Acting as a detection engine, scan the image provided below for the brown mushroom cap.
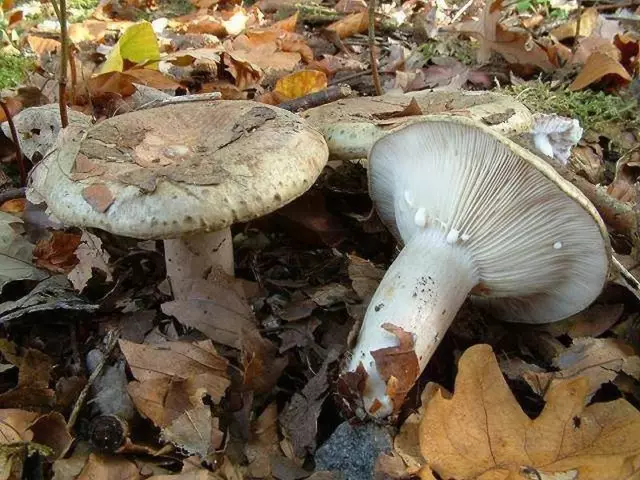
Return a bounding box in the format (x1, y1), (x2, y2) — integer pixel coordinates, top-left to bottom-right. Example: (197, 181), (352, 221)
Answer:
(29, 100), (329, 239)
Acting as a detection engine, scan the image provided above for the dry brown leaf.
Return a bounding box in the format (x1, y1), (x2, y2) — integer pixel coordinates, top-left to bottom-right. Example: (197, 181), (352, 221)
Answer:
(33, 231), (81, 274)
(26, 35), (61, 64)
(161, 269), (257, 349)
(222, 51), (263, 90)
(82, 183), (115, 213)
(0, 347), (55, 410)
(274, 70), (327, 100)
(245, 402), (280, 477)
(0, 96), (22, 123)
(119, 339), (230, 401)
(77, 453), (141, 480)
(419, 344), (640, 480)
(453, 0), (554, 71)
(85, 72), (139, 100)
(279, 39), (314, 64)
(68, 231), (112, 291)
(569, 51), (632, 91)
(0, 199), (26, 214)
(326, 12), (368, 39)
(124, 68), (181, 90)
(347, 254), (384, 302)
(28, 412), (73, 459)
(270, 12), (298, 32)
(370, 324), (419, 414)
(161, 400), (220, 458)
(241, 329), (288, 394)
(551, 7), (600, 41)
(0, 410), (38, 443)
(615, 33), (640, 76)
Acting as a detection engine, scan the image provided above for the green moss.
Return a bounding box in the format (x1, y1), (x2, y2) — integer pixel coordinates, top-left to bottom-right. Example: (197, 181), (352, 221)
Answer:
(0, 54), (34, 89)
(503, 81), (639, 137)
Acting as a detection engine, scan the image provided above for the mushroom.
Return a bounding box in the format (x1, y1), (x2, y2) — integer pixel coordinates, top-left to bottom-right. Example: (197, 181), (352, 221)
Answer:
(346, 115), (610, 418)
(531, 113), (583, 164)
(27, 100), (328, 299)
(301, 90), (534, 161)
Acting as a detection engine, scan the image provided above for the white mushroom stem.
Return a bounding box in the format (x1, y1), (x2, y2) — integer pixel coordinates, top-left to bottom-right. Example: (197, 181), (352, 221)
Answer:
(347, 228), (479, 417)
(164, 228), (234, 300)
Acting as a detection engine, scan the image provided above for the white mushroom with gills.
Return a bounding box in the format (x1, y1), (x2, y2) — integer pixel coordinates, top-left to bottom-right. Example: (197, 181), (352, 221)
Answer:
(345, 115), (611, 418)
(27, 100), (328, 299)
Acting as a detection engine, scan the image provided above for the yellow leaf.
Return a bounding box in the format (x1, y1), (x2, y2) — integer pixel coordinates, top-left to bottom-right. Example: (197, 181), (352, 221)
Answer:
(100, 21), (160, 74)
(419, 344), (640, 480)
(274, 70), (327, 100)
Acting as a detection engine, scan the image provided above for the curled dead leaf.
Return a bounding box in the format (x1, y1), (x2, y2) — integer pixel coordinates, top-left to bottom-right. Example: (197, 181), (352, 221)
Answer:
(569, 51), (632, 91)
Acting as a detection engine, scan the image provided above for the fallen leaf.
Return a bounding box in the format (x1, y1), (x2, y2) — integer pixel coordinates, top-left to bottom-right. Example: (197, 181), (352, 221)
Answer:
(245, 402), (280, 477)
(370, 324), (419, 414)
(325, 12), (368, 40)
(241, 329), (288, 394)
(68, 231), (113, 291)
(29, 412), (73, 459)
(539, 303), (623, 338)
(569, 51), (632, 91)
(123, 68), (181, 90)
(0, 199), (26, 214)
(419, 344), (640, 480)
(100, 21), (160, 73)
(161, 268), (257, 349)
(26, 36), (61, 64)
(347, 254), (384, 302)
(551, 7), (600, 41)
(274, 70), (327, 101)
(0, 96), (22, 123)
(0, 409), (38, 443)
(0, 212), (47, 292)
(33, 231), (81, 274)
(119, 339), (230, 401)
(77, 453), (141, 479)
(222, 52), (263, 90)
(280, 350), (338, 457)
(82, 184), (115, 213)
(161, 400), (219, 458)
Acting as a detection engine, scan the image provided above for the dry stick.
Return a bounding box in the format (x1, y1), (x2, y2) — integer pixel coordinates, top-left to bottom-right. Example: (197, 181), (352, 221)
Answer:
(573, 0), (583, 49)
(368, 0), (382, 96)
(0, 100), (26, 186)
(279, 85), (353, 112)
(67, 329), (120, 430)
(50, 0), (69, 128)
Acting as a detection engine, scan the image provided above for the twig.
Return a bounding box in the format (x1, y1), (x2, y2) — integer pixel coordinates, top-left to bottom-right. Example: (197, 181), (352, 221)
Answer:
(450, 0), (475, 24)
(0, 187), (26, 204)
(368, 0), (382, 96)
(329, 69), (372, 86)
(279, 85), (353, 112)
(0, 100), (26, 186)
(67, 329), (120, 430)
(573, 0), (583, 49)
(135, 92), (222, 110)
(50, 0), (69, 128)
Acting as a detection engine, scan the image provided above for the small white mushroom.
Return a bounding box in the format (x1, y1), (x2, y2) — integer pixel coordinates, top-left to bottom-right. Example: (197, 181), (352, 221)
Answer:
(531, 113), (583, 164)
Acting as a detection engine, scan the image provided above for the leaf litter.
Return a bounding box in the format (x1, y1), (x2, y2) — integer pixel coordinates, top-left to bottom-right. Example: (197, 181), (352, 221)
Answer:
(0, 0), (639, 477)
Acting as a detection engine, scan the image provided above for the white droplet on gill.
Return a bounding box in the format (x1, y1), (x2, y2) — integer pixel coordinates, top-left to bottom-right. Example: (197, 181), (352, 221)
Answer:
(414, 207), (427, 227)
(554, 241), (563, 250)
(461, 232), (471, 242)
(404, 190), (415, 207)
(446, 228), (460, 244)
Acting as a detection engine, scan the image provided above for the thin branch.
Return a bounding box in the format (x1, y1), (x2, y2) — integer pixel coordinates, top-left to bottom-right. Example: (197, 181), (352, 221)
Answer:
(573, 0), (583, 49)
(0, 100), (26, 186)
(279, 85), (353, 112)
(67, 329), (120, 430)
(368, 0), (382, 96)
(50, 0), (69, 128)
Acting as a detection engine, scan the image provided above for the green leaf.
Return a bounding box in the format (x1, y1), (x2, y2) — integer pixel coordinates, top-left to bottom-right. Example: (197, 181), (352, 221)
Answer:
(100, 21), (160, 74)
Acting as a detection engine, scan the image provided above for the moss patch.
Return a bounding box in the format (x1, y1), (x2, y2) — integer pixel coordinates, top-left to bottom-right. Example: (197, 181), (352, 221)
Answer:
(503, 82), (639, 139)
(0, 54), (34, 89)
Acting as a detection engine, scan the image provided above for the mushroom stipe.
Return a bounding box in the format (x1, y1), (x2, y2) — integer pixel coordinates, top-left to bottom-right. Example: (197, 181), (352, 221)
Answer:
(344, 115), (610, 418)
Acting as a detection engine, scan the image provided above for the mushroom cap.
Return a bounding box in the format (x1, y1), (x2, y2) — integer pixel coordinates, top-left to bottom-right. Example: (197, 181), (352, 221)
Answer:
(1, 104), (92, 161)
(29, 100), (328, 239)
(368, 115), (611, 324)
(301, 90), (534, 160)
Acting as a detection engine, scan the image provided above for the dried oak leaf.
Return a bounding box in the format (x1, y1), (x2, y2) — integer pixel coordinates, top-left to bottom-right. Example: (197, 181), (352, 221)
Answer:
(370, 324), (419, 413)
(68, 231), (112, 291)
(119, 339), (230, 402)
(419, 344), (640, 480)
(33, 231), (81, 274)
(274, 70), (327, 101)
(161, 400), (220, 458)
(245, 402), (281, 478)
(241, 329), (288, 394)
(0, 347), (55, 409)
(325, 12), (368, 40)
(569, 51), (632, 91)
(77, 453), (141, 480)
